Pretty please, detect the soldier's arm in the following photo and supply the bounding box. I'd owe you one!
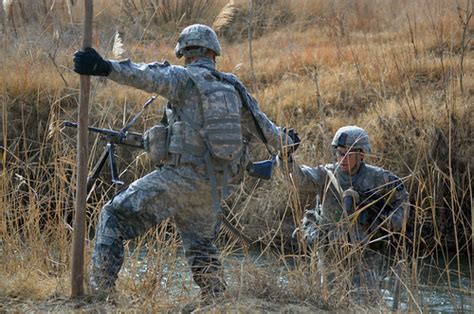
[284,161,327,201]
[384,172,409,231]
[288,162,329,246]
[107,59,188,100]
[240,94,294,155]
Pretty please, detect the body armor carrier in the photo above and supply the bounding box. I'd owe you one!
[145,65,272,214]
[170,66,245,213]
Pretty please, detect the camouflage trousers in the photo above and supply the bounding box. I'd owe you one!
[318,231,384,303]
[90,165,226,296]
[317,226,386,303]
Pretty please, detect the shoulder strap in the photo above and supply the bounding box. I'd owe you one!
[209,69,269,146]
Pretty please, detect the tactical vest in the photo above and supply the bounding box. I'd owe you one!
[167,66,244,213]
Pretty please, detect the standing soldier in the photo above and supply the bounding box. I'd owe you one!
[73,24,295,301]
[285,125,408,301]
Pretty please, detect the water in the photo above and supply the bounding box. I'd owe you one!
[382,254,472,313]
[124,245,472,312]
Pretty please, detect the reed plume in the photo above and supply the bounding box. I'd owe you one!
[112,30,126,59]
[3,0,12,16]
[213,0,237,33]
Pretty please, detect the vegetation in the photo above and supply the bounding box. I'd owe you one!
[1,0,472,312]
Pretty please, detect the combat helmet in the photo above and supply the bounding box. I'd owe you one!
[331,125,371,153]
[175,24,222,58]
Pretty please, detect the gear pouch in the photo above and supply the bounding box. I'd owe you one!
[144,124,168,164]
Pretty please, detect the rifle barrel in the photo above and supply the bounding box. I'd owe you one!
[65,121,123,137]
[64,121,143,148]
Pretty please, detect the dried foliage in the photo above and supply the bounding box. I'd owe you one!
[117,0,219,37]
[212,0,237,34]
[0,0,472,312]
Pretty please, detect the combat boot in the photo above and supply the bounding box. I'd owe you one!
[88,272,119,301]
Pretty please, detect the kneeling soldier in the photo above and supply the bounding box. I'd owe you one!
[285,126,409,301]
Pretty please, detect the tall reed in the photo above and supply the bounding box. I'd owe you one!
[0,0,471,311]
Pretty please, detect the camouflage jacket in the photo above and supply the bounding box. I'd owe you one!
[108,57,288,169]
[291,161,408,229]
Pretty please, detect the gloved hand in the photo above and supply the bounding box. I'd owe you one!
[298,205,326,246]
[281,127,301,160]
[73,47,112,76]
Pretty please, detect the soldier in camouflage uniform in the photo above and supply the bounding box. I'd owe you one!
[73,24,294,299]
[286,126,408,300]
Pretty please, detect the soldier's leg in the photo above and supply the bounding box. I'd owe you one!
[349,248,383,304]
[90,169,178,291]
[182,230,226,298]
[360,249,383,291]
[174,205,225,299]
[90,204,126,291]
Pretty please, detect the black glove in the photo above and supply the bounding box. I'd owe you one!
[282,127,301,158]
[73,47,112,76]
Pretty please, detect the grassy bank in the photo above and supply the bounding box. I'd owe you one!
[1,0,472,312]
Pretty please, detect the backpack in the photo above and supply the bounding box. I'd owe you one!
[186,66,243,162]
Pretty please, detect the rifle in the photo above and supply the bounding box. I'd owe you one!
[64,122,144,148]
[64,95,156,189]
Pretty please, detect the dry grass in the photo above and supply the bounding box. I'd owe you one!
[1,0,472,312]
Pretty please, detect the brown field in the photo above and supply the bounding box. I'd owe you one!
[1,0,472,312]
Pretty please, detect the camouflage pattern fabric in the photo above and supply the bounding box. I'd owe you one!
[186,66,243,161]
[108,58,290,155]
[91,165,224,293]
[318,241,385,302]
[91,57,290,294]
[175,24,222,58]
[331,125,372,153]
[290,161,408,297]
[293,162,408,227]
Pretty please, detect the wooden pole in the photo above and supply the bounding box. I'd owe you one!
[71,0,93,298]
